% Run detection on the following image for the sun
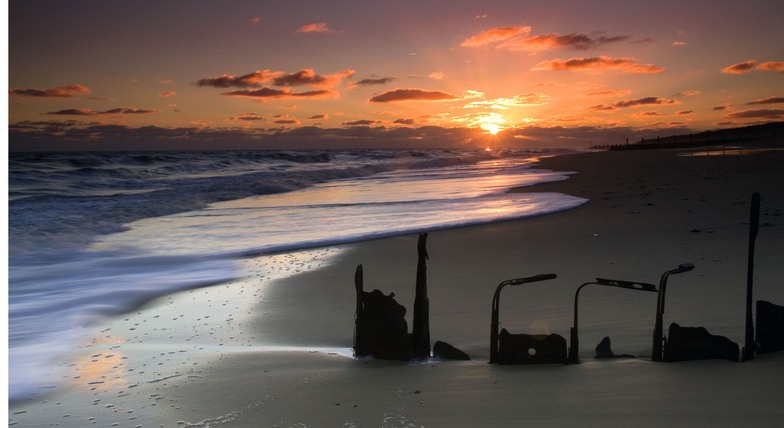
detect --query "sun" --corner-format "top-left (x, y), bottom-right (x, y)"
top-left (481, 122), bottom-right (501, 135)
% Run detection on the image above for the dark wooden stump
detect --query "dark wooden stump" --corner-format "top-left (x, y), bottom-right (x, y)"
top-left (412, 233), bottom-right (431, 360)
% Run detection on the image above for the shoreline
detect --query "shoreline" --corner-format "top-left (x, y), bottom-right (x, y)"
top-left (9, 147), bottom-right (784, 426)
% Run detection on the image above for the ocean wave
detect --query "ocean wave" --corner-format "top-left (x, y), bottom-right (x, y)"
top-left (9, 149), bottom-right (541, 254)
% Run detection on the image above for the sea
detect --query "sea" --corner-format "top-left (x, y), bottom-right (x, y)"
top-left (7, 148), bottom-right (587, 401)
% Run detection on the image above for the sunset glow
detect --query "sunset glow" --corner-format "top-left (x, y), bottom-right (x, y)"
top-left (8, 1), bottom-right (784, 151)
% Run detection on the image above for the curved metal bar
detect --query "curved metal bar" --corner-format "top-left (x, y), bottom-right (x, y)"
top-left (652, 263), bottom-right (695, 361)
top-left (570, 278), bottom-right (658, 364)
top-left (490, 273), bottom-right (557, 364)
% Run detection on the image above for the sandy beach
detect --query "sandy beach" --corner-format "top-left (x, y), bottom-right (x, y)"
top-left (9, 145), bottom-right (784, 427)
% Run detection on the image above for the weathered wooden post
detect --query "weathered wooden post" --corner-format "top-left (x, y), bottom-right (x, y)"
top-left (743, 192), bottom-right (761, 361)
top-left (353, 264), bottom-right (363, 352)
top-left (412, 232), bottom-right (431, 359)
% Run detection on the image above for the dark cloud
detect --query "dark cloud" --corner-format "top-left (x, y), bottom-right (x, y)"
top-left (229, 113), bottom-right (264, 121)
top-left (45, 107), bottom-right (158, 115)
top-left (369, 88), bottom-right (460, 103)
top-left (674, 90), bottom-right (700, 97)
top-left (45, 108), bottom-right (95, 116)
top-left (223, 87), bottom-right (337, 99)
top-left (534, 56), bottom-right (664, 73)
top-left (195, 70), bottom-right (279, 88)
top-left (507, 32), bottom-right (631, 51)
top-left (721, 60), bottom-right (756, 74)
top-left (353, 77), bottom-right (395, 86)
top-left (633, 111), bottom-right (662, 117)
top-left (342, 119), bottom-right (383, 126)
top-left (461, 26), bottom-right (630, 52)
top-left (746, 96), bottom-right (784, 105)
top-left (9, 84), bottom-right (91, 98)
top-left (197, 69), bottom-right (354, 95)
top-left (589, 96), bottom-right (678, 111)
top-left (725, 109), bottom-right (784, 119)
top-left (272, 69), bottom-right (354, 87)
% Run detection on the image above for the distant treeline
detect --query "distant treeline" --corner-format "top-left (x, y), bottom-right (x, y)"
top-left (594, 121), bottom-right (784, 151)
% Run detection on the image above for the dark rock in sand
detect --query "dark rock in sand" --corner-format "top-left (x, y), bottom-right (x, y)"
top-left (664, 323), bottom-right (739, 362)
top-left (595, 336), bottom-right (615, 358)
top-left (433, 340), bottom-right (470, 361)
top-left (497, 329), bottom-right (568, 364)
top-left (756, 300), bottom-right (784, 353)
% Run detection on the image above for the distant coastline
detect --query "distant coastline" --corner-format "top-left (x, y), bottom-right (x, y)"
top-left (593, 121), bottom-right (784, 151)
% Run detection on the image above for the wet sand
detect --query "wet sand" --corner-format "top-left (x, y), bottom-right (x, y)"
top-left (9, 145), bottom-right (784, 427)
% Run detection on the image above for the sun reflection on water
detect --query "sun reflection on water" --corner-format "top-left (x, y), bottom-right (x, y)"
top-left (72, 335), bottom-right (128, 391)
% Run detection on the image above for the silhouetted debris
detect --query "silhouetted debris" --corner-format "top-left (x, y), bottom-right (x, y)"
top-left (595, 336), bottom-right (615, 358)
top-left (353, 234), bottom-right (432, 361)
top-left (664, 323), bottom-right (739, 362)
top-left (433, 341), bottom-right (470, 361)
top-left (756, 300), bottom-right (784, 353)
top-left (498, 329), bottom-right (568, 364)
top-left (594, 336), bottom-right (635, 359)
top-left (412, 233), bottom-right (431, 360)
top-left (353, 265), bottom-right (411, 361)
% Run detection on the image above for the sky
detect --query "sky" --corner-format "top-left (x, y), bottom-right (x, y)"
top-left (7, 0), bottom-right (784, 151)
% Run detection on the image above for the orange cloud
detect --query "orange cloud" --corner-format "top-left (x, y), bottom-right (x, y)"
top-left (589, 96), bottom-right (678, 111)
top-left (460, 26), bottom-right (531, 47)
top-left (159, 91), bottom-right (176, 97)
top-left (586, 89), bottom-right (632, 96)
top-left (196, 70), bottom-right (281, 88)
top-left (295, 22), bottom-right (332, 33)
top-left (10, 84), bottom-right (91, 98)
top-left (466, 93), bottom-right (551, 108)
top-left (429, 71), bottom-right (446, 80)
top-left (273, 69), bottom-right (354, 88)
top-left (223, 87), bottom-right (337, 100)
top-left (533, 56), bottom-right (664, 73)
top-left (746, 96), bottom-right (784, 105)
top-left (368, 88), bottom-right (460, 103)
top-left (249, 17), bottom-right (261, 26)
top-left (721, 60), bottom-right (756, 74)
top-left (674, 90), bottom-right (700, 97)
top-left (757, 61), bottom-right (784, 72)
top-left (632, 111), bottom-right (662, 117)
